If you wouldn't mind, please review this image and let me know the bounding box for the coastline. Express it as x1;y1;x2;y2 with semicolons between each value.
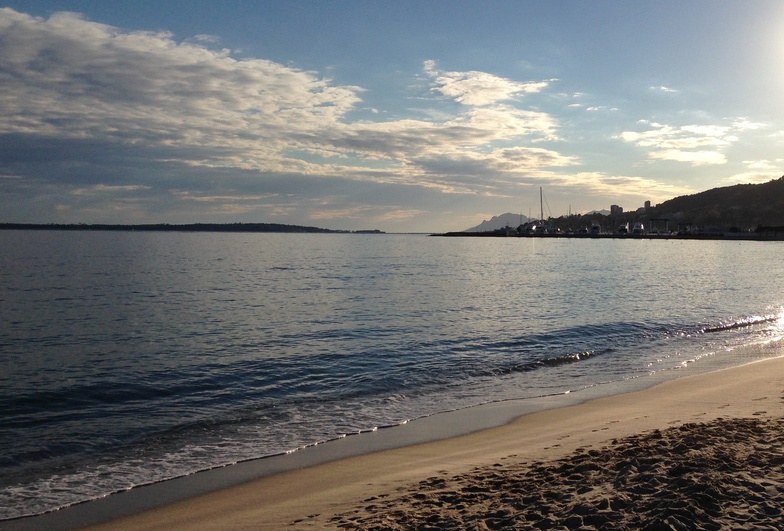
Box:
10;356;781;530
434;230;784;241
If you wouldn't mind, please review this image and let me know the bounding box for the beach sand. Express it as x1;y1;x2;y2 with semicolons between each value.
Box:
82;356;784;530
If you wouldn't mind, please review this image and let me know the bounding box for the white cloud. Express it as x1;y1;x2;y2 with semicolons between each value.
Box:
173;191;278;202
680;124;729;137
723;172;782;185
71;184;151;195
0;8;363;169
742;158;783;170
732;119;766;130
721;159;783;185
423;60;553;106
617;119;757;166
565;172;695;198
649;149;727;165
0;8;566;200
0;7;719;231
413;146;577;182
495;146;578;168
192;34;220;43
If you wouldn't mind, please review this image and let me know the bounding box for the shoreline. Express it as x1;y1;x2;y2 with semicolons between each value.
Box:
434;230;784;241
0;385;614;531
8;356;784;530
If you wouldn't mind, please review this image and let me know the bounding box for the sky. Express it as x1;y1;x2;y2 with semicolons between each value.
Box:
1;1;783;232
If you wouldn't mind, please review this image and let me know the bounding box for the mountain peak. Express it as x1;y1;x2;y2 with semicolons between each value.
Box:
464;213;528;232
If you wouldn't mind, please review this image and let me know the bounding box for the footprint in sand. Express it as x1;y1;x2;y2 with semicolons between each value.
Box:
591;422;614;432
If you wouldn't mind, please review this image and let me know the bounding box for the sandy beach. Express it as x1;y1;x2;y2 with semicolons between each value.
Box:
63;356;784;529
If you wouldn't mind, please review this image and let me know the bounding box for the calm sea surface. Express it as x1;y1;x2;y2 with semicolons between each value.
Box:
1;231;783;520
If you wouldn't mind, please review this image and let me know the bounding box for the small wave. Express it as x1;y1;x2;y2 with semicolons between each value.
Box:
495;349;609;376
701;314;780;334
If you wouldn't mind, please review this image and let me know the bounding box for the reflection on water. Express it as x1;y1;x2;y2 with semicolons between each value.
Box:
0;232;783;519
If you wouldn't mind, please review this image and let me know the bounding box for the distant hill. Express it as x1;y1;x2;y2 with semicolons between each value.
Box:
649;176;784;230
464;213;529;232
463;177;784;234
464;210;609;232
0;222;346;233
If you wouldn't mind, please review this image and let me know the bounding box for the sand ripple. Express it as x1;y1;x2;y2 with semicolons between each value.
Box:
330;417;784;530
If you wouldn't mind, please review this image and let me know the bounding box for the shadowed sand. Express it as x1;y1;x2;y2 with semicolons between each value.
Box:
86;357;784;530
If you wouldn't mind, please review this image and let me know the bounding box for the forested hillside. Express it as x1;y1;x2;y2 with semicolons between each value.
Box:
649;176;784;230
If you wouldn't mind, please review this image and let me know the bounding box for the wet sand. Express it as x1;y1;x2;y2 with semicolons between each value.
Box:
77;357;784;529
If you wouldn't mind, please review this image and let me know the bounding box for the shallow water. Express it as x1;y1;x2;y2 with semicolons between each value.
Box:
1;231;783;520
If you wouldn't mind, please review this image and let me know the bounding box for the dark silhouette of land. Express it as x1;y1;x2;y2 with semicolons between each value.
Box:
440;176;784;239
3;177;782;238
647;176;784;231
0;223;384;234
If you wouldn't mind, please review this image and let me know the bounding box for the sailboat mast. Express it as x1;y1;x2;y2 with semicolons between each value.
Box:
539;187;544;222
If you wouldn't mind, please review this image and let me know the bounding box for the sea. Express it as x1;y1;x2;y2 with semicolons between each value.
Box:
1;230;783;522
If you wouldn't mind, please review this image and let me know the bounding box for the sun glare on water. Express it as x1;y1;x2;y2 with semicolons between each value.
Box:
763;308;784;351
774;308;784;337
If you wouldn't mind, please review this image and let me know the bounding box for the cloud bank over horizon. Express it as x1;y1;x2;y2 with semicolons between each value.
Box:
1;4;782;231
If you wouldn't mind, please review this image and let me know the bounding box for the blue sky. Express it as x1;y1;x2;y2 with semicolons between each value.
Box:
1;1;783;232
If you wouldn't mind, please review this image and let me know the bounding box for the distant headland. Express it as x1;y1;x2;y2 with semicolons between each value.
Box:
0;223;384;234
